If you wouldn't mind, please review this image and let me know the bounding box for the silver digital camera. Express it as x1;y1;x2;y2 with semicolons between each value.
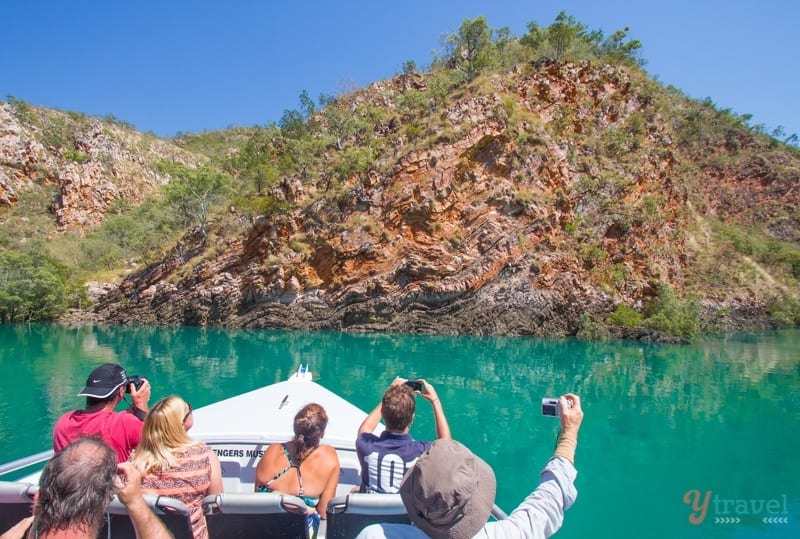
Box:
541;397;571;417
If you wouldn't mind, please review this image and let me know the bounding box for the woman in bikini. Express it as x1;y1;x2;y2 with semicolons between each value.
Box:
254;402;340;535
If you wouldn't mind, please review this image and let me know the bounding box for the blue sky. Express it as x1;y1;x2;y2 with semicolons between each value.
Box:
2;1;797;139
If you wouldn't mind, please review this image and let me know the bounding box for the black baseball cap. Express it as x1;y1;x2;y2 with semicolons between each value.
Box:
77;363;128;398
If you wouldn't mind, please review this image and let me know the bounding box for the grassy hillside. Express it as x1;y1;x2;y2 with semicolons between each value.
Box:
2;13;799;338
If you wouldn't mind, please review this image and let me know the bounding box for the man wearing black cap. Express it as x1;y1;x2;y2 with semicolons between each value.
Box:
53;363;151;463
356;394;584;539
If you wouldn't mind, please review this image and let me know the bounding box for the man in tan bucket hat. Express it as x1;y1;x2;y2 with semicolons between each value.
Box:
356;393;583;539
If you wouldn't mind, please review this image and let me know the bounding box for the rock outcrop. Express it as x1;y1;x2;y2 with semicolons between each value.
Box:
0;102;200;231
88;62;796;337
0;103;56;206
6;60;796;337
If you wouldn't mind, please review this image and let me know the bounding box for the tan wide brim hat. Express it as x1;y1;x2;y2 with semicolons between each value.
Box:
399;439;497;539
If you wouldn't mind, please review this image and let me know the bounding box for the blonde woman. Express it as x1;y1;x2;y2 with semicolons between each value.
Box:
255;403;340;536
131;396;223;539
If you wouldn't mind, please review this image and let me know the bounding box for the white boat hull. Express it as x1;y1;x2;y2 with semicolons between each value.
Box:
191;368;378;495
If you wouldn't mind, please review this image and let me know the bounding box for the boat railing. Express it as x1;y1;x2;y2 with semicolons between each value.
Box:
105;494;194;539
491;504;509;520
203;492;310;538
0;450;53;478
326;493;410;538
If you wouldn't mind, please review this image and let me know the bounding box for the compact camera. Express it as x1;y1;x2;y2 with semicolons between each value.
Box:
126;375;145;393
541;397;571;417
404;380;425;392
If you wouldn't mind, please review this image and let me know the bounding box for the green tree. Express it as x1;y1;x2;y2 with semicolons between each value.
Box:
332;146;375;181
422;71;457;113
401;60;417;74
279;136;323;180
611;304;642;327
249;164;280;195
323;103;357;150
298;89;316;120
127;197;179;265
78;234;122;271
601;27;644;67
279;108;307;139
522;12;601;62
548;12;587;61
102;214;141;260
160;164;234;242
227;127;278;179
643;283;700;338
443;16;496;82
280;90;318;139
0;250;67;322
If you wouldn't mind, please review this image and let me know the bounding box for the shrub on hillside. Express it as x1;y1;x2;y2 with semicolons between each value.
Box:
611;304;642;327
232;196;291;218
768;296;800;328
643;282;700;338
576;311;610;341
0;249;67;323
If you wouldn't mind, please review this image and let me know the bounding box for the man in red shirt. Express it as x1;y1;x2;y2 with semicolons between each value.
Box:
53;363;151;462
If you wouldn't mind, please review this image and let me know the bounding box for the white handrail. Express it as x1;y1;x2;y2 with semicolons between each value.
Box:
491;504;508;520
0;450;53;476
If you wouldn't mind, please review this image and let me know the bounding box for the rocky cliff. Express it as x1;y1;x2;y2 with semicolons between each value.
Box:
0;102;199;231
86;61;800;338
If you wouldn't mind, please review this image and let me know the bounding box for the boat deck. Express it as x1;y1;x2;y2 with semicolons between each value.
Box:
1;367;406;539
191;369;377;496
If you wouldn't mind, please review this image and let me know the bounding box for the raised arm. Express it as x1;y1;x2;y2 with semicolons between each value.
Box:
481;393;584;539
116;462;173;539
357;402;383;435
357;377;404;435
418;380;451;440
553;393;583;465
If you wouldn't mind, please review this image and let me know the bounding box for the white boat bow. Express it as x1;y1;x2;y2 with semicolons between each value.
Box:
191;365;378;494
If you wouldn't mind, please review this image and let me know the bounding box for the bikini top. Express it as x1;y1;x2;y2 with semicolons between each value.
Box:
256;443;319;507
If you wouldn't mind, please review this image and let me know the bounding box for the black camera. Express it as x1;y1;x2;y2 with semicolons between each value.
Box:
126;375;145;393
404;380;424;392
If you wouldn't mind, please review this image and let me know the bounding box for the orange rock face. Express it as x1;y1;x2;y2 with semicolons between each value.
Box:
13;61;797;337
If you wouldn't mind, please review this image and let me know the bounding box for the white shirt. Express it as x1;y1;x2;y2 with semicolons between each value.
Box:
355;456;578;539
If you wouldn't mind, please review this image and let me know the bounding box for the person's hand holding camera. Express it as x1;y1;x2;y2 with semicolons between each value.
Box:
559;394;583;434
417;379;440;405
410;379;450;439
553;393;583;465
129;378;151;412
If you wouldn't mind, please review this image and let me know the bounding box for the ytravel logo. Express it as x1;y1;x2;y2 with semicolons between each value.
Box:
683;490;790;525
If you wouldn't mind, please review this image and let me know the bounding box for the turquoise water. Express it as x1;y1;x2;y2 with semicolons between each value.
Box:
0;323;798;538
